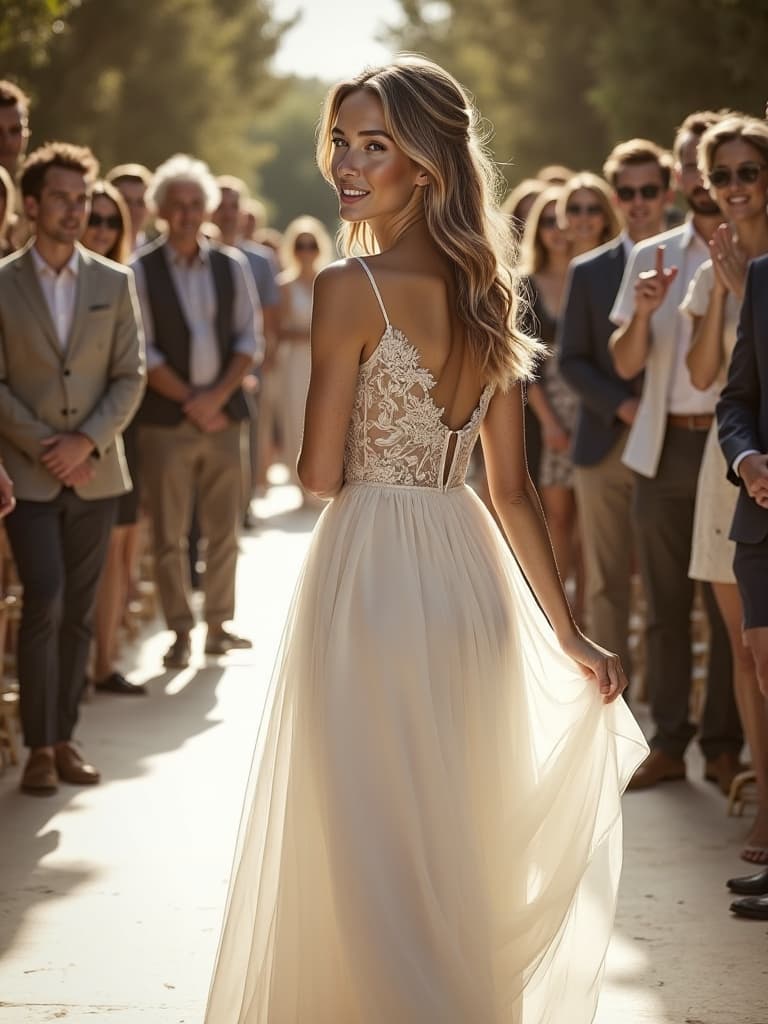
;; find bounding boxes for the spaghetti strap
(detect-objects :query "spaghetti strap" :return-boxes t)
[355,257,390,328]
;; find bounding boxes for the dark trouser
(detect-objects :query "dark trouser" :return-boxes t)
[4,489,118,748]
[632,425,741,760]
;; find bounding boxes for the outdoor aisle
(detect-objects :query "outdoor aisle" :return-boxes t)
[0,479,764,1023]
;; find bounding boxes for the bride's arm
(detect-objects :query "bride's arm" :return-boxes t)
[480,383,626,702]
[297,263,369,498]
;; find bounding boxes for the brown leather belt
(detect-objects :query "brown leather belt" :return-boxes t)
[667,413,713,431]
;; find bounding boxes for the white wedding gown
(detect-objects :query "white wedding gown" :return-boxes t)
[205,259,649,1024]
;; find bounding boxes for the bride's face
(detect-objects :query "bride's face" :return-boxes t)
[330,89,426,224]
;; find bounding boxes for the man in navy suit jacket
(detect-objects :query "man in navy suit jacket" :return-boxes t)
[559,139,672,690]
[717,253,768,668]
[717,252,768,920]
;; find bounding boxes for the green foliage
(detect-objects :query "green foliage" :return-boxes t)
[249,76,339,232]
[3,0,289,179]
[0,0,71,69]
[390,0,768,186]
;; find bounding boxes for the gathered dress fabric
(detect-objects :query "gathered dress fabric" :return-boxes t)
[205,259,648,1024]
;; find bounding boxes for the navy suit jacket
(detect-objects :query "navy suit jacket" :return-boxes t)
[717,253,768,544]
[558,238,639,466]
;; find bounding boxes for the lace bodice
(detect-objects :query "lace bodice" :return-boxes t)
[343,259,495,492]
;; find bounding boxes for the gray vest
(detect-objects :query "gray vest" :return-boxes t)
[137,241,248,426]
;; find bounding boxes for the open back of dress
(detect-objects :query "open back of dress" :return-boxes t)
[205,260,648,1024]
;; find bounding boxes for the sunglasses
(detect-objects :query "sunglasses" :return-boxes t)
[616,183,662,202]
[538,214,559,229]
[566,203,603,217]
[709,162,767,188]
[88,212,121,230]
[295,241,319,252]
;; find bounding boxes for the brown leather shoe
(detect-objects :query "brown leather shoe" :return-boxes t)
[54,741,101,785]
[627,749,686,791]
[20,748,58,795]
[705,751,747,796]
[163,631,191,669]
[205,628,252,655]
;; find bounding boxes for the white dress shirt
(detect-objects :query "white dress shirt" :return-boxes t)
[131,239,262,388]
[612,220,720,415]
[31,245,80,349]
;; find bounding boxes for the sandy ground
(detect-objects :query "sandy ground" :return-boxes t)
[0,480,766,1024]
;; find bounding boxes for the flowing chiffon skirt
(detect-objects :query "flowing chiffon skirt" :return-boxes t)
[205,482,648,1024]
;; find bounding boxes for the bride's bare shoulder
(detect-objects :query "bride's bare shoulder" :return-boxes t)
[312,258,386,345]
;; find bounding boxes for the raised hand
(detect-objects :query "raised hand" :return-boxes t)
[710,224,748,301]
[634,245,679,317]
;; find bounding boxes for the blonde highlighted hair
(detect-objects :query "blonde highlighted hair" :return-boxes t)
[279,215,335,279]
[316,54,541,388]
[557,172,622,245]
[518,186,564,276]
[698,114,768,180]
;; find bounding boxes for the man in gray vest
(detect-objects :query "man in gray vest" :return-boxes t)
[132,155,263,669]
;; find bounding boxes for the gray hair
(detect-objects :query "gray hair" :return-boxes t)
[147,153,221,213]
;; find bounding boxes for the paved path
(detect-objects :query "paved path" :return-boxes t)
[0,482,765,1023]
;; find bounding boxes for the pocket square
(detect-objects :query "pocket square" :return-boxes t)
[89,303,110,312]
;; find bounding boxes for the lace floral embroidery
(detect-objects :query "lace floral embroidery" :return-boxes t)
[344,325,494,490]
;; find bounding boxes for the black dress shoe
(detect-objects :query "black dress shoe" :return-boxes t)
[727,866,768,895]
[730,893,768,920]
[94,672,147,696]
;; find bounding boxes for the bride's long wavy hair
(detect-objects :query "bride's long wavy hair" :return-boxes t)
[316,55,542,388]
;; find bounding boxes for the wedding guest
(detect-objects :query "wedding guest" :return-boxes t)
[0,163,15,257]
[132,154,261,669]
[501,177,546,241]
[277,215,333,499]
[559,139,673,691]
[0,80,29,179]
[610,111,742,792]
[106,163,153,251]
[0,143,145,793]
[719,251,768,921]
[558,172,621,258]
[537,163,575,185]
[80,180,147,696]
[501,177,548,486]
[519,186,582,611]
[212,175,279,523]
[684,114,768,858]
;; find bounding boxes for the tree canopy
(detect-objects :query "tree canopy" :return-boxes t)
[391,0,768,184]
[2,0,290,180]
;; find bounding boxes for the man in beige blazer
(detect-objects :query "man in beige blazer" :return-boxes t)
[0,142,145,794]
[609,112,742,792]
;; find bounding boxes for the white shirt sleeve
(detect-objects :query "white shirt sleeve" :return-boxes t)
[732,449,761,477]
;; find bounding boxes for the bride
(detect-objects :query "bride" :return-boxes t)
[205,55,648,1024]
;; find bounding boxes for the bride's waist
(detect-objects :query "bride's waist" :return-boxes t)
[343,480,468,496]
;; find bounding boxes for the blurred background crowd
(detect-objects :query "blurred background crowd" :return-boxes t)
[0,0,767,919]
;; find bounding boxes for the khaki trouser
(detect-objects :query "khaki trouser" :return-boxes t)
[139,420,242,634]
[573,429,635,680]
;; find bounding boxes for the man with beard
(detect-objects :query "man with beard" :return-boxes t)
[609,112,743,792]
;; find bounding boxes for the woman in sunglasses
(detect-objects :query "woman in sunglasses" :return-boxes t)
[558,171,620,259]
[276,215,333,504]
[519,186,584,616]
[79,181,147,697]
[684,114,768,869]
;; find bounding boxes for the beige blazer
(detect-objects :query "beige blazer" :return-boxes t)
[610,222,701,479]
[0,241,146,501]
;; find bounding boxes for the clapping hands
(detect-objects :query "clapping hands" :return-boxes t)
[710,224,748,301]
